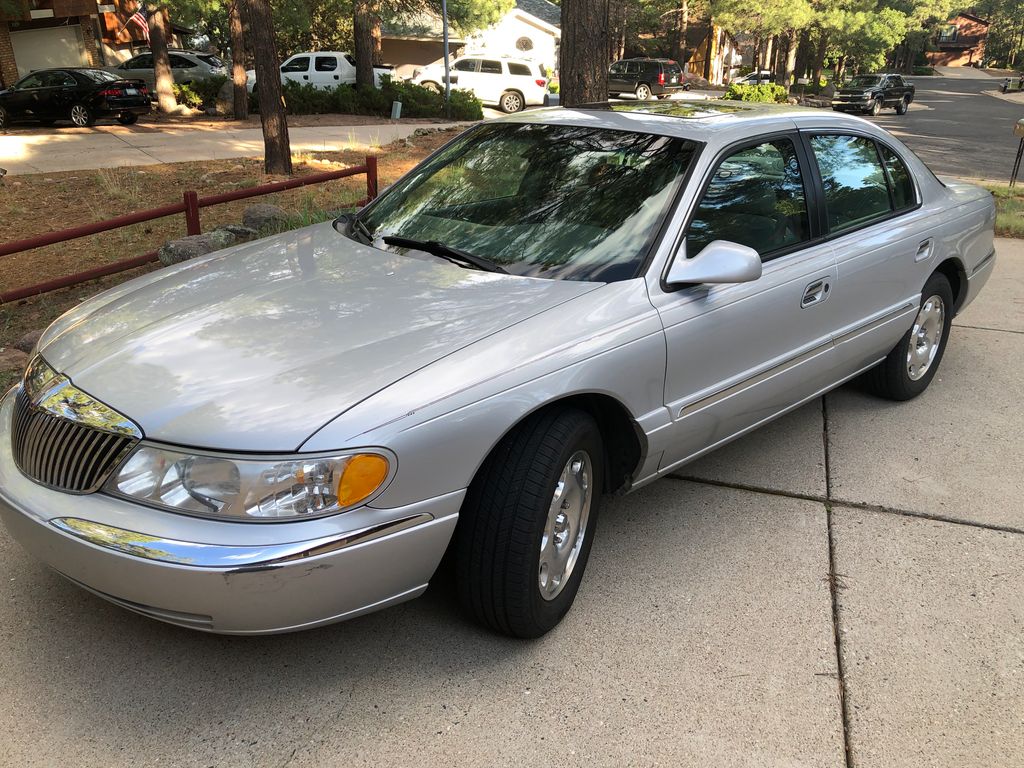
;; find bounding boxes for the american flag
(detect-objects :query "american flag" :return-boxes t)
[127,7,149,41]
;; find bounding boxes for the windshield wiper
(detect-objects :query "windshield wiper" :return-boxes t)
[382,235,508,274]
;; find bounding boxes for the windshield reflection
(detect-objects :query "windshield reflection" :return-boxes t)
[358,123,699,282]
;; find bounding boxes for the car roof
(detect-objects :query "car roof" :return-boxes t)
[499,100,894,147]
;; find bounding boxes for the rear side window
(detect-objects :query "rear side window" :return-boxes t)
[315,56,338,72]
[687,138,810,258]
[508,62,531,76]
[810,135,891,232]
[878,144,916,210]
[281,56,309,73]
[480,60,502,74]
[198,54,224,68]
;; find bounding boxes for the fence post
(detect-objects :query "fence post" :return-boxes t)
[183,190,201,235]
[365,155,378,201]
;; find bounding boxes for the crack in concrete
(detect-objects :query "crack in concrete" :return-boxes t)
[953,322,1024,336]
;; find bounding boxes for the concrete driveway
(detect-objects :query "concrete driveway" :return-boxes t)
[0,122,445,176]
[0,241,1021,767]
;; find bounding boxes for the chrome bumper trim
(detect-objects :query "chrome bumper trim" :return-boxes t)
[50,513,434,570]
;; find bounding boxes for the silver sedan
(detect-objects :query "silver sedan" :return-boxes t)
[0,101,995,637]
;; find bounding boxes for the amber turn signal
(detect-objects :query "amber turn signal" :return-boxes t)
[337,454,390,507]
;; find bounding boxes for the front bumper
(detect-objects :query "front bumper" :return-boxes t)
[0,390,461,634]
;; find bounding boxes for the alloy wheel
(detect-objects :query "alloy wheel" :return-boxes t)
[636,84,652,100]
[70,105,90,127]
[502,92,523,112]
[907,294,945,381]
[538,450,593,601]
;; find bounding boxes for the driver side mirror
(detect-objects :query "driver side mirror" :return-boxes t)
[665,240,762,286]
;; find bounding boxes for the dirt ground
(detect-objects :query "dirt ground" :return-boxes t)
[0,126,460,389]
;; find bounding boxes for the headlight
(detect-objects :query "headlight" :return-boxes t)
[862,93,873,100]
[105,445,393,521]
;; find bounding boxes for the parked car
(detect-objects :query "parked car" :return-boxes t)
[246,52,394,93]
[734,70,774,84]
[608,57,686,100]
[105,49,227,94]
[0,68,150,129]
[0,101,994,639]
[411,55,547,112]
[832,73,915,116]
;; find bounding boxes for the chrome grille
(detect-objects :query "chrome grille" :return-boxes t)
[11,388,137,494]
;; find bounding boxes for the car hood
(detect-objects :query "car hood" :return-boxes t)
[38,222,600,451]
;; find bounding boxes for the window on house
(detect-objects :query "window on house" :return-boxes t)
[938,24,959,42]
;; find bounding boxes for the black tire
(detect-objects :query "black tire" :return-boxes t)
[117,112,139,125]
[499,90,525,113]
[869,98,882,117]
[895,96,909,115]
[69,102,95,127]
[683,83,691,91]
[455,407,604,638]
[0,106,8,131]
[635,83,652,100]
[863,272,954,401]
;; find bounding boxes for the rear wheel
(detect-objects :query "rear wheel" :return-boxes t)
[0,106,9,131]
[69,103,95,127]
[635,83,652,100]
[499,90,524,113]
[863,272,953,400]
[455,407,604,638]
[117,112,139,125]
[895,96,909,115]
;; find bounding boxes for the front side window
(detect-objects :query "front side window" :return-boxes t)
[126,55,153,69]
[315,56,338,72]
[281,56,309,73]
[356,123,699,282]
[610,61,625,75]
[453,59,478,72]
[878,143,916,210]
[687,138,810,258]
[16,73,45,89]
[810,134,891,232]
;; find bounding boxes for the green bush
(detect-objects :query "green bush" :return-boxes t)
[723,83,789,103]
[255,76,482,120]
[912,66,935,76]
[172,81,203,109]
[172,75,228,109]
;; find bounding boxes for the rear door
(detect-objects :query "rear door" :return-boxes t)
[651,134,840,469]
[477,59,505,103]
[169,54,199,83]
[43,70,79,119]
[312,55,342,89]
[280,55,311,86]
[120,54,154,91]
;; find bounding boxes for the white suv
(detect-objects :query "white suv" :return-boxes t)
[412,56,548,112]
[245,52,394,93]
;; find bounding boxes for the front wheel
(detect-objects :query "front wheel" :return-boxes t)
[635,83,652,100]
[0,106,8,131]
[863,272,954,400]
[499,90,524,113]
[869,99,882,117]
[69,103,95,127]
[455,408,604,638]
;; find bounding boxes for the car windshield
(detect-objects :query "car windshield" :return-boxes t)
[356,123,699,282]
[77,69,120,83]
[849,75,882,87]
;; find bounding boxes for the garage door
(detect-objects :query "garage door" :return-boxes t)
[10,26,90,78]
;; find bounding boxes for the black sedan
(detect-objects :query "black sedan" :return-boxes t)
[0,68,150,130]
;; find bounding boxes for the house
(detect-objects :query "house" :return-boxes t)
[381,0,560,80]
[0,0,183,88]
[926,12,989,67]
[683,22,741,85]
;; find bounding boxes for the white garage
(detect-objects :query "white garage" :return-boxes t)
[10,25,90,78]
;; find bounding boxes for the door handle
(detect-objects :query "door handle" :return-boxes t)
[302,75,309,80]
[915,239,934,263]
[801,279,831,308]
[334,74,339,80]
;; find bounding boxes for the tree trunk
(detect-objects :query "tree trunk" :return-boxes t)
[229,0,248,120]
[147,4,176,113]
[353,0,377,88]
[811,31,828,85]
[243,0,291,175]
[782,29,797,90]
[560,0,610,107]
[834,55,846,84]
[702,24,714,82]
[372,14,383,66]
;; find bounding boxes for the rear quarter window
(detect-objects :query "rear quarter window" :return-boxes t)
[508,63,531,76]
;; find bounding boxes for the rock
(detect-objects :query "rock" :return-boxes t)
[0,347,29,374]
[13,329,43,354]
[213,223,258,242]
[157,230,236,265]
[215,78,235,117]
[821,84,836,98]
[786,97,799,105]
[243,203,289,231]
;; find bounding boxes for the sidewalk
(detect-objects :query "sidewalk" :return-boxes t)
[0,122,453,175]
[0,241,1020,766]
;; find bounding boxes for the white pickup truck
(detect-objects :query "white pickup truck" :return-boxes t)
[246,52,394,93]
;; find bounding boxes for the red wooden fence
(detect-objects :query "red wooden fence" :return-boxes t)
[0,155,378,303]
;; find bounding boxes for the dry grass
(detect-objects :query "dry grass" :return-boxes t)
[0,126,460,391]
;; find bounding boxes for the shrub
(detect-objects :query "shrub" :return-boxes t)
[912,66,935,76]
[723,83,789,103]
[257,76,483,120]
[172,81,203,109]
[172,76,228,109]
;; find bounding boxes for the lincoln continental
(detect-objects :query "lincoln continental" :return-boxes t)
[0,101,995,638]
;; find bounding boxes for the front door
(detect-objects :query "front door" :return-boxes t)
[6,72,47,120]
[649,134,840,470]
[280,55,311,86]
[447,58,479,96]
